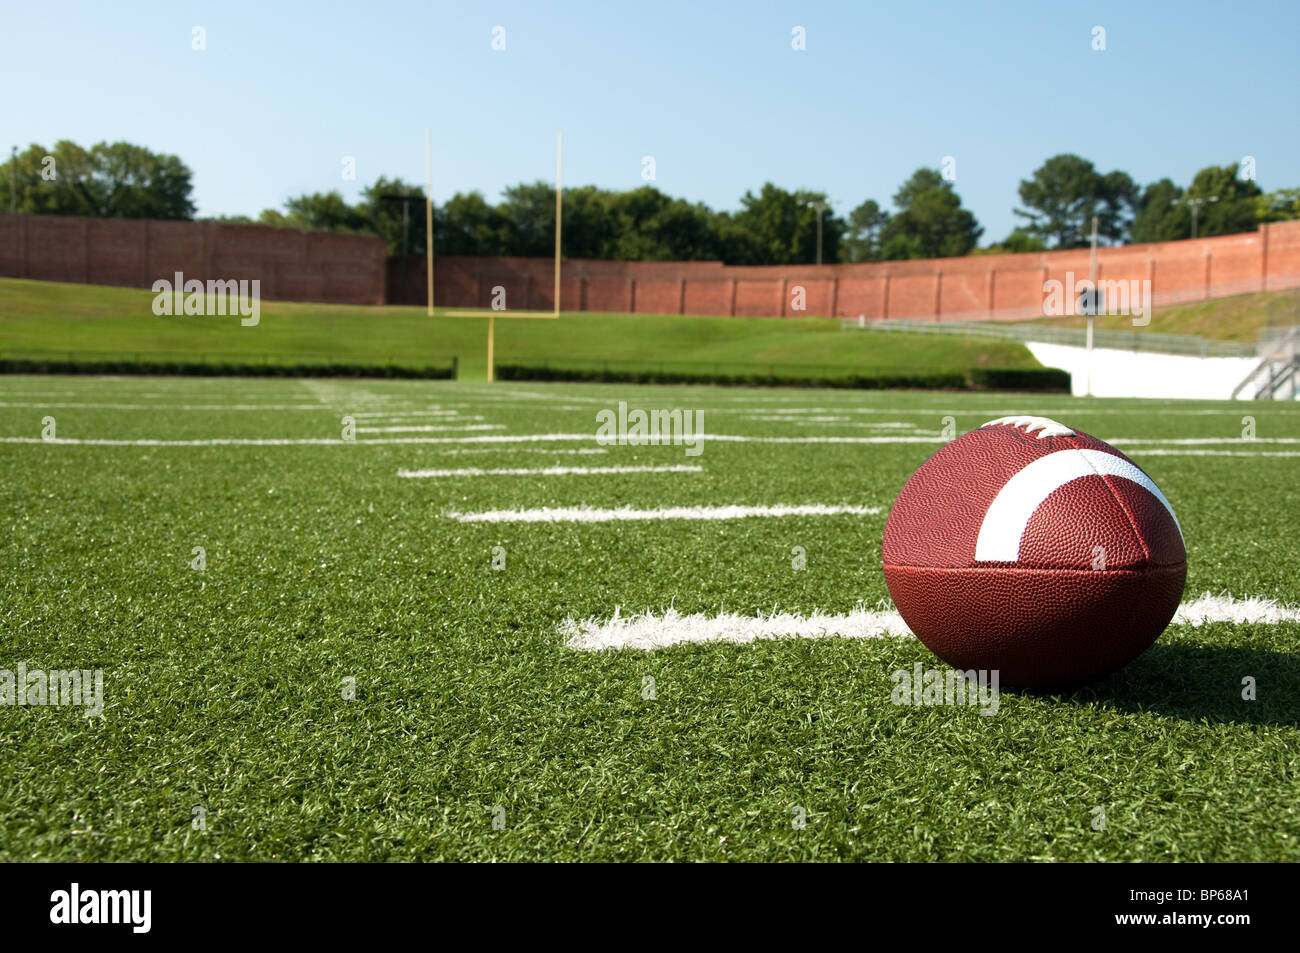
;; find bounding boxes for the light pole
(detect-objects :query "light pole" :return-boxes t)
[9,146,16,214]
[805,200,829,265]
[1175,195,1218,240]
[377,190,423,302]
[1085,214,1098,398]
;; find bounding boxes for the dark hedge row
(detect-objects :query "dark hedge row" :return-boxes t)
[0,357,458,380]
[495,363,1070,392]
[967,367,1072,392]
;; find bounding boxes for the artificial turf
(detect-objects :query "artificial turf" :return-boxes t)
[0,375,1297,861]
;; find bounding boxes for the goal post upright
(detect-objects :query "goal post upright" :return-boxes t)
[553,132,562,319]
[425,127,434,317]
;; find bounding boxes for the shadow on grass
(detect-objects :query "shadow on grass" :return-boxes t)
[1057,641,1300,727]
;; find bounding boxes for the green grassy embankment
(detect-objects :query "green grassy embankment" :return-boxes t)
[0,277,1044,385]
[1023,287,1299,342]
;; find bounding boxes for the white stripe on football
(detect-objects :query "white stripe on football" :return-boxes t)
[974,448,1183,562]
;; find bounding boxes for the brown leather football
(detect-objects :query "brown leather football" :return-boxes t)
[882,416,1187,687]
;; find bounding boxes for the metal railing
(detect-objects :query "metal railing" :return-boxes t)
[840,317,1257,357]
[1232,326,1300,399]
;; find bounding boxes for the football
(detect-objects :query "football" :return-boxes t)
[882,416,1187,687]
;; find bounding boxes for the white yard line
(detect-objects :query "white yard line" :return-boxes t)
[348,410,459,418]
[0,436,526,447]
[8,431,1297,453]
[1110,437,1300,445]
[0,401,331,411]
[449,389,610,404]
[561,605,911,650]
[705,406,1300,418]
[435,447,609,455]
[561,592,1300,651]
[1173,592,1300,625]
[447,503,882,523]
[742,415,853,422]
[1120,449,1300,457]
[0,434,591,447]
[705,434,941,444]
[357,423,501,433]
[0,432,940,447]
[399,464,702,478]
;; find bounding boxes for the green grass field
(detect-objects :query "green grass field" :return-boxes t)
[0,277,1042,381]
[1,374,1297,861]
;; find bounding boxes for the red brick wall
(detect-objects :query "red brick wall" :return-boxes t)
[0,214,388,305]
[5,213,1297,318]
[389,219,1300,320]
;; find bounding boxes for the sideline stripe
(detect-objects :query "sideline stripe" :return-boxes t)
[400,464,701,478]
[562,592,1300,651]
[447,503,881,523]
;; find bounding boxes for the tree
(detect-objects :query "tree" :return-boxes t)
[1130,164,1267,243]
[0,140,195,219]
[891,168,947,212]
[602,187,718,261]
[358,177,427,255]
[878,232,926,261]
[435,190,512,256]
[728,183,844,264]
[497,181,558,257]
[1014,154,1136,248]
[877,168,982,259]
[1129,178,1186,243]
[558,185,616,259]
[841,199,890,262]
[712,211,766,265]
[1257,188,1300,223]
[639,196,719,261]
[258,190,368,233]
[1183,163,1262,237]
[973,228,1047,255]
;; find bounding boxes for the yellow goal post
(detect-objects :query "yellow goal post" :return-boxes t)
[426,131,562,382]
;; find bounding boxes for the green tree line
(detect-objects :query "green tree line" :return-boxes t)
[3,139,1298,264]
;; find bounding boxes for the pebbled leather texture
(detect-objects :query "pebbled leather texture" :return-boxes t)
[881,420,1188,686]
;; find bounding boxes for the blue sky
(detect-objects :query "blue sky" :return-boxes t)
[3,0,1297,243]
